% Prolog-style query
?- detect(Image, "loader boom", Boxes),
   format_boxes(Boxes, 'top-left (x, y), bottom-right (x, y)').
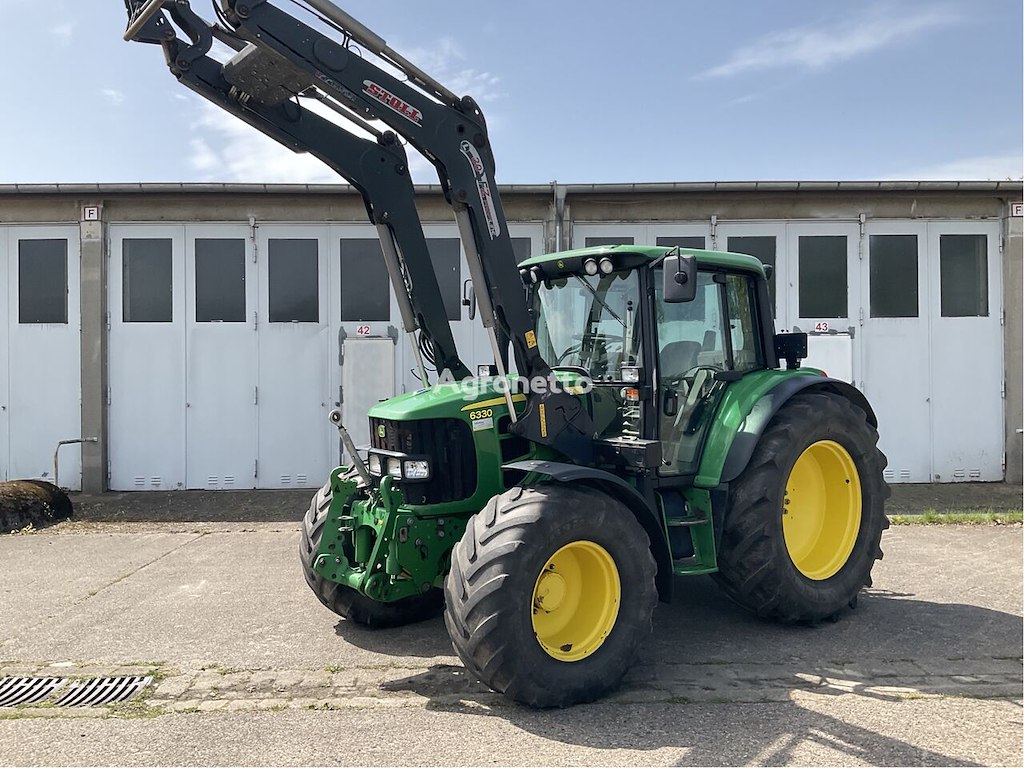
top-left (125, 0), bottom-right (469, 382)
top-left (124, 0), bottom-right (595, 462)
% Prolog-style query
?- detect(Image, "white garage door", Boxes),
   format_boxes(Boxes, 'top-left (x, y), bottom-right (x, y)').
top-left (0, 226), bottom-right (82, 488)
top-left (109, 226), bottom-right (187, 490)
top-left (185, 227), bottom-right (258, 489)
top-left (0, 230), bottom-right (7, 481)
top-left (256, 227), bottom-right (332, 489)
top-left (927, 221), bottom-right (1003, 481)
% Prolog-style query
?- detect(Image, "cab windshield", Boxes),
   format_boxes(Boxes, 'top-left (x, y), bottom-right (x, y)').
top-left (533, 269), bottom-right (642, 382)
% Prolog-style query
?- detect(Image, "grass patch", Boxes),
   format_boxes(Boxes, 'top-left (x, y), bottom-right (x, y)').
top-left (889, 509), bottom-right (1022, 526)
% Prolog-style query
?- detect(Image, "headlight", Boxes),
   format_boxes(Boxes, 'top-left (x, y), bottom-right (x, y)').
top-left (599, 257), bottom-right (614, 274)
top-left (583, 258), bottom-right (599, 275)
top-left (367, 454), bottom-right (383, 476)
top-left (620, 366), bottom-right (641, 383)
top-left (386, 457), bottom-right (403, 478)
top-left (403, 459), bottom-right (430, 480)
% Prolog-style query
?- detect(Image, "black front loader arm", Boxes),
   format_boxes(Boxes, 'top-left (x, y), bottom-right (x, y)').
top-left (126, 0), bottom-right (594, 462)
top-left (216, 0), bottom-right (593, 460)
top-left (124, 0), bottom-right (470, 382)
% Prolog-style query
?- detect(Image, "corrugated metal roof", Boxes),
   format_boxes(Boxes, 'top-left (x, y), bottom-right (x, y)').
top-left (0, 180), bottom-right (1019, 195)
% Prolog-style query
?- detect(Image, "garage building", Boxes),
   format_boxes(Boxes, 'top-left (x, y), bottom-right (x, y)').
top-left (0, 180), bottom-right (1020, 492)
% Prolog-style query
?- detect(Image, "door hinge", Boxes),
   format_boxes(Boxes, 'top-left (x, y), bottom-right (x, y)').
top-left (252, 311), bottom-right (258, 331)
top-left (858, 307), bottom-right (864, 326)
top-left (105, 311), bottom-right (111, 331)
top-left (106, 388), bottom-right (111, 406)
top-left (857, 213), bottom-right (866, 260)
top-left (254, 386), bottom-right (258, 405)
top-left (254, 459), bottom-right (258, 478)
top-left (249, 216), bottom-right (259, 262)
top-left (107, 461), bottom-right (111, 482)
top-left (1000, 309), bottom-right (1005, 326)
top-left (1001, 380), bottom-right (1006, 398)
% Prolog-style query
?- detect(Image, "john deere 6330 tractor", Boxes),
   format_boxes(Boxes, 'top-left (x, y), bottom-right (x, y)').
top-left (126, 0), bottom-right (889, 708)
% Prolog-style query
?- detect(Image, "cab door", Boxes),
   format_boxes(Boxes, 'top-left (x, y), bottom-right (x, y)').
top-left (655, 268), bottom-right (763, 476)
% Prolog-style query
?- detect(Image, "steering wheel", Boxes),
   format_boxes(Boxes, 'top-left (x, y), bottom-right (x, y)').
top-left (555, 344), bottom-right (583, 364)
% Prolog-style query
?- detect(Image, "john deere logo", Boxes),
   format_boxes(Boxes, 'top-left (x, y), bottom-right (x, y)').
top-left (377, 425), bottom-right (386, 438)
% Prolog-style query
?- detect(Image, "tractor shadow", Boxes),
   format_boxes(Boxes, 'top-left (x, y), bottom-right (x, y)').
top-left (367, 577), bottom-right (1022, 765)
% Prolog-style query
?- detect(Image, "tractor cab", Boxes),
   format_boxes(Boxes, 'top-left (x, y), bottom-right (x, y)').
top-left (523, 245), bottom-right (774, 477)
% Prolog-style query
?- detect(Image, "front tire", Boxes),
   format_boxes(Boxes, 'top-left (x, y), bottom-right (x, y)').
top-left (444, 484), bottom-right (657, 708)
top-left (713, 391), bottom-right (890, 623)
top-left (299, 482), bottom-right (442, 628)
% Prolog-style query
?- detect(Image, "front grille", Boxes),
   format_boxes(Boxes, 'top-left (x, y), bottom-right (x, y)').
top-left (369, 417), bottom-right (477, 505)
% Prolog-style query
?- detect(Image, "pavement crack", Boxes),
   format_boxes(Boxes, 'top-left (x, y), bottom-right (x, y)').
top-left (75, 533), bottom-right (208, 605)
top-left (1, 533), bottom-right (208, 650)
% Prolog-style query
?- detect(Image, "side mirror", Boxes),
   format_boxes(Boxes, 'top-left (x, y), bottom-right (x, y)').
top-left (462, 279), bottom-right (477, 320)
top-left (663, 253), bottom-right (697, 303)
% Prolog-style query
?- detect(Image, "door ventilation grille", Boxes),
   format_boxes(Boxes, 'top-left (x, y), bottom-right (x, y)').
top-left (0, 677), bottom-right (66, 707)
top-left (53, 676), bottom-right (152, 707)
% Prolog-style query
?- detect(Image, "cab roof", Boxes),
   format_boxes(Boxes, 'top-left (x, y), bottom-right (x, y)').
top-left (518, 244), bottom-right (767, 278)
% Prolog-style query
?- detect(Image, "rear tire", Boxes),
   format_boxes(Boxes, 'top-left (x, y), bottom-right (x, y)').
top-left (713, 391), bottom-right (890, 623)
top-left (444, 484), bottom-right (657, 708)
top-left (299, 482), bottom-right (442, 628)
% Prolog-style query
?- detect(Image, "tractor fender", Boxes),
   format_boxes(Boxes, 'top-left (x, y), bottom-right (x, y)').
top-left (503, 459), bottom-right (673, 602)
top-left (718, 376), bottom-right (878, 485)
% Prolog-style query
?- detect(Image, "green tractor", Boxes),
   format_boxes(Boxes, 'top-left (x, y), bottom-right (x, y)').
top-left (300, 245), bottom-right (889, 707)
top-left (125, 0), bottom-right (889, 709)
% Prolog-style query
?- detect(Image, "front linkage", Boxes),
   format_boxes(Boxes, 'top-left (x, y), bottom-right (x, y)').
top-left (313, 470), bottom-right (466, 603)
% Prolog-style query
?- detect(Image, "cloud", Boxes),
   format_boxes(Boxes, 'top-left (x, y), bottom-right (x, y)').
top-left (101, 89), bottom-right (125, 107)
top-left (50, 22), bottom-right (74, 46)
top-left (188, 100), bottom-right (341, 184)
top-left (695, 5), bottom-right (958, 79)
top-left (383, 36), bottom-right (503, 103)
top-left (884, 151), bottom-right (1024, 181)
top-left (182, 30), bottom-right (500, 185)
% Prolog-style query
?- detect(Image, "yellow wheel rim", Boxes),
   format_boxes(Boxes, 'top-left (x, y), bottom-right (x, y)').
top-left (531, 541), bottom-right (620, 662)
top-left (782, 440), bottom-right (862, 580)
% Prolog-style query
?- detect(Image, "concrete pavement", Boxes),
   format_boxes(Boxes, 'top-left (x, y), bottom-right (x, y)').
top-left (0, 522), bottom-right (1021, 766)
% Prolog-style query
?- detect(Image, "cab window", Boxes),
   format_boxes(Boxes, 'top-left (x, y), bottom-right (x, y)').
top-left (725, 274), bottom-right (763, 371)
top-left (654, 269), bottom-right (763, 476)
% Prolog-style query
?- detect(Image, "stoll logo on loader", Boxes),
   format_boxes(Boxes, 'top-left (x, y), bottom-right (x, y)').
top-left (363, 80), bottom-right (423, 125)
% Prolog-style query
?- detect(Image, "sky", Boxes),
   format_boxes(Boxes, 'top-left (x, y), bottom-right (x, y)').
top-left (0, 0), bottom-right (1020, 185)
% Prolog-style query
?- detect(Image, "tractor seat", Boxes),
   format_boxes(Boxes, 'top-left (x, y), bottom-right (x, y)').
top-left (660, 340), bottom-right (701, 378)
